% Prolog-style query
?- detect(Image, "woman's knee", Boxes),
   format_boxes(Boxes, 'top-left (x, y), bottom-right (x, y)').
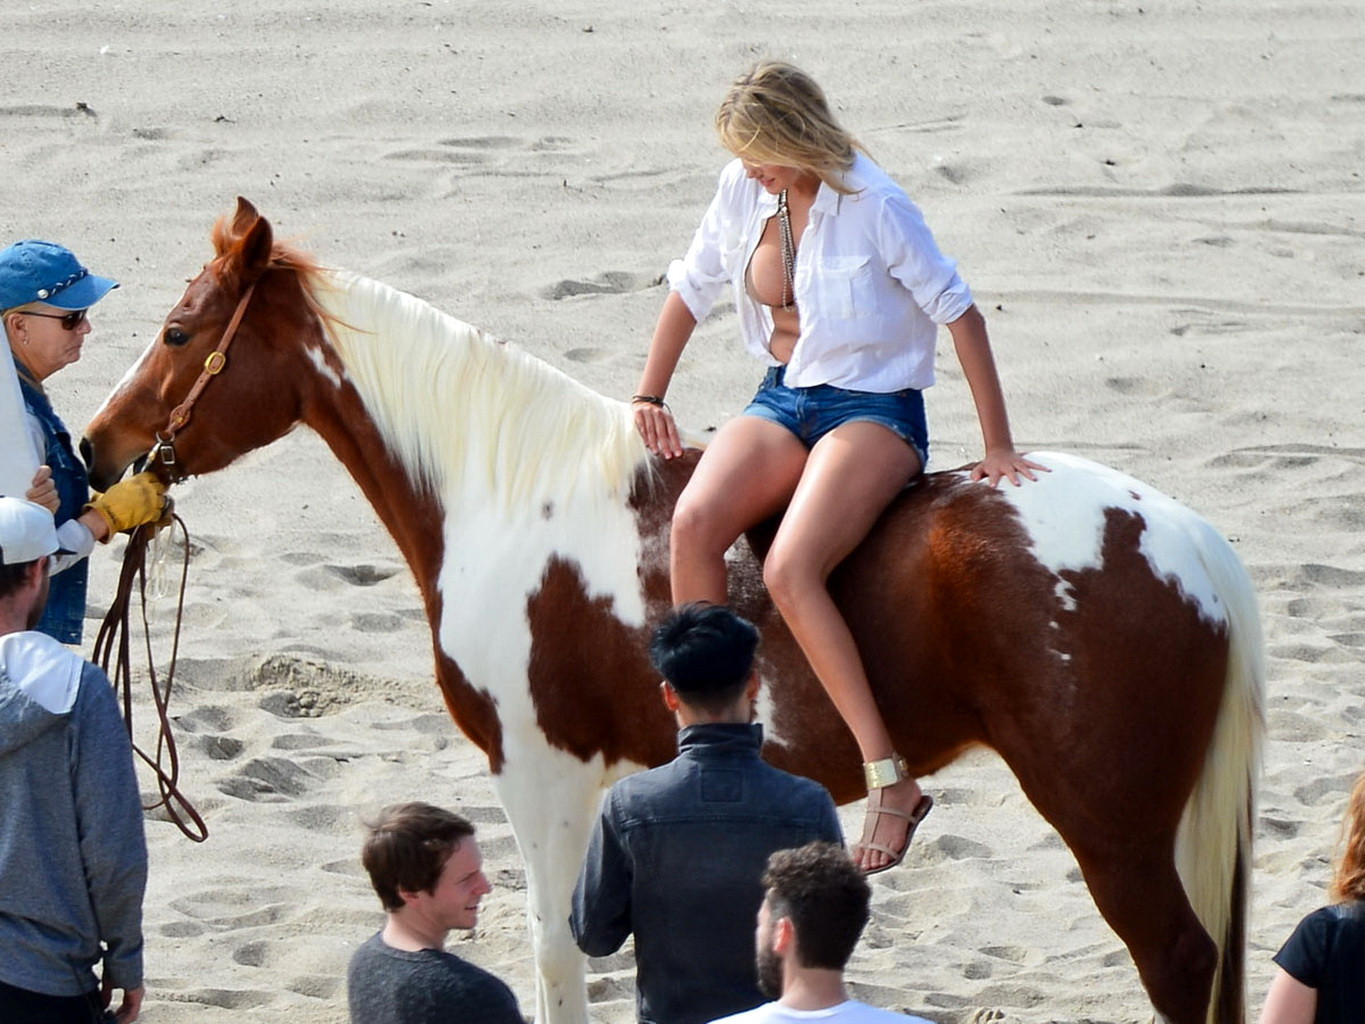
top-left (762, 543), bottom-right (822, 610)
top-left (670, 493), bottom-right (739, 560)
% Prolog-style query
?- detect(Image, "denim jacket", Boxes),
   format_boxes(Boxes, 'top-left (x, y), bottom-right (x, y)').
top-left (17, 376), bottom-right (90, 644)
top-left (570, 723), bottom-right (842, 1024)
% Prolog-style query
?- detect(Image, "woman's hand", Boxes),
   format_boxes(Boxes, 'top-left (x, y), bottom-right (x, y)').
top-left (633, 400), bottom-right (683, 460)
top-left (971, 448), bottom-right (1049, 487)
top-left (25, 465), bottom-right (60, 513)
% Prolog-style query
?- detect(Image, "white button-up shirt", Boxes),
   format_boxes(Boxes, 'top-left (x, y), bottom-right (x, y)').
top-left (667, 153), bottom-right (973, 393)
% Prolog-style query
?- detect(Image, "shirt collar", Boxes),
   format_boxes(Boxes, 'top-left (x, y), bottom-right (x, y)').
top-left (813, 177), bottom-right (842, 217)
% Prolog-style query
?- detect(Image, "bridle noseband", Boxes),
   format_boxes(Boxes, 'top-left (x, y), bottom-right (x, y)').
top-left (149, 280), bottom-right (257, 481)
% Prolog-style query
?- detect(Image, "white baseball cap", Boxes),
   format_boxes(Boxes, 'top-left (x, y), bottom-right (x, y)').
top-left (0, 497), bottom-right (72, 565)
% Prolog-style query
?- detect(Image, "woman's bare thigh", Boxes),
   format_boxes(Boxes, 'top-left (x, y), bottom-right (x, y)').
top-left (674, 414), bottom-right (810, 545)
top-left (770, 420), bottom-right (922, 581)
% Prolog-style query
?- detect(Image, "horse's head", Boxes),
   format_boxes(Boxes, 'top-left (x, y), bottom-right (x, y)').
top-left (84, 198), bottom-right (324, 490)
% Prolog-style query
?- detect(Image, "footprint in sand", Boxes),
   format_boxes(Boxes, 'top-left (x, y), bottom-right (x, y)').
top-left (168, 987), bottom-right (274, 1010)
top-left (200, 734), bottom-right (244, 761)
top-left (1294, 772), bottom-right (1360, 807)
top-left (929, 833), bottom-right (994, 861)
top-left (270, 730), bottom-right (335, 751)
top-left (218, 756), bottom-right (317, 801)
top-left (541, 270), bottom-right (659, 301)
top-left (168, 886), bottom-right (295, 930)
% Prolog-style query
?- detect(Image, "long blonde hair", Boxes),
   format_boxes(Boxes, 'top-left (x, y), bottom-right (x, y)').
top-left (714, 61), bottom-right (864, 194)
top-left (1332, 771), bottom-right (1365, 902)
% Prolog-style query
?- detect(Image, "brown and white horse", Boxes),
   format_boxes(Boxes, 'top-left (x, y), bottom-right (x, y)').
top-left (85, 200), bottom-right (1263, 1024)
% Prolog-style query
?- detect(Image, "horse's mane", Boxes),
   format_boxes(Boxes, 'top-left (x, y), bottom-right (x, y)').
top-left (306, 268), bottom-right (650, 513)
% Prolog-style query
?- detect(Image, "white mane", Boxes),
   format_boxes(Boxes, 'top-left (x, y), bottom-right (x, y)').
top-left (313, 269), bottom-right (650, 512)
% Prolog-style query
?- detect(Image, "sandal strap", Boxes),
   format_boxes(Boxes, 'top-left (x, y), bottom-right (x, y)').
top-left (852, 794), bottom-right (934, 876)
top-left (863, 753), bottom-right (909, 791)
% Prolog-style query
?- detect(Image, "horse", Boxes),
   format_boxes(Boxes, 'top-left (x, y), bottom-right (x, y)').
top-left (84, 199), bottom-right (1263, 1024)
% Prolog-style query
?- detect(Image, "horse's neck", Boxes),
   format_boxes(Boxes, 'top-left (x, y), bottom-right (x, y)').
top-left (312, 270), bottom-right (647, 524)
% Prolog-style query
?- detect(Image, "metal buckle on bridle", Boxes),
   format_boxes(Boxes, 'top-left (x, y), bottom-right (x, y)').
top-left (153, 432), bottom-right (177, 469)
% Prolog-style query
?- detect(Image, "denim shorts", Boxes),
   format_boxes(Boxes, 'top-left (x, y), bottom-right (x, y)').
top-left (742, 365), bottom-right (929, 467)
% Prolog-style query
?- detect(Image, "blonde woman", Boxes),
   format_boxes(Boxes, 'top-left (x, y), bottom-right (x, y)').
top-left (1261, 772), bottom-right (1365, 1023)
top-left (632, 62), bottom-right (1043, 873)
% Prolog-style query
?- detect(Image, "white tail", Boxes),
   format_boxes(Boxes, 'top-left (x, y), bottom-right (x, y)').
top-left (1173, 516), bottom-right (1265, 1024)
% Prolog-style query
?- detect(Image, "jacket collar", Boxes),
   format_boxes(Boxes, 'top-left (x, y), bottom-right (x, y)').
top-left (677, 721), bottom-right (765, 757)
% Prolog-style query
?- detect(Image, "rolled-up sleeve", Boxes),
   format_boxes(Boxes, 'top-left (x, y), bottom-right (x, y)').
top-left (569, 797), bottom-right (633, 957)
top-left (877, 192), bottom-right (974, 325)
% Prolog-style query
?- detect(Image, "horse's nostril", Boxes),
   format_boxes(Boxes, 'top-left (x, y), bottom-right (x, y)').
top-left (79, 437), bottom-right (94, 470)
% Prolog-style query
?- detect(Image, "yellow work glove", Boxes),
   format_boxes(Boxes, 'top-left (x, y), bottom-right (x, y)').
top-left (85, 471), bottom-right (169, 539)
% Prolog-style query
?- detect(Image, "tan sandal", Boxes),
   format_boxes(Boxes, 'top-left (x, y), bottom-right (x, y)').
top-left (853, 754), bottom-right (933, 876)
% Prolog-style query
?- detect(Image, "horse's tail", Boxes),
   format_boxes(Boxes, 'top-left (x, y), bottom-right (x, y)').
top-left (1173, 517), bottom-right (1265, 1024)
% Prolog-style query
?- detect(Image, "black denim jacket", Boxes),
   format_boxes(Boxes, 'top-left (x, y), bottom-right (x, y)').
top-left (570, 723), bottom-right (842, 1024)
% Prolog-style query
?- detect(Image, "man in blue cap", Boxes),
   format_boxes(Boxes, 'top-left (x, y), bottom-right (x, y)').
top-left (0, 496), bottom-right (147, 1023)
top-left (1, 240), bottom-right (169, 643)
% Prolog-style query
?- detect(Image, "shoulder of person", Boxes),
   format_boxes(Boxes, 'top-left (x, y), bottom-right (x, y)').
top-left (0, 630), bottom-right (88, 714)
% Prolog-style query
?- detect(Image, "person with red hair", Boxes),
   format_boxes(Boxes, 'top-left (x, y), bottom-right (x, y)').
top-left (1261, 771), bottom-right (1365, 1023)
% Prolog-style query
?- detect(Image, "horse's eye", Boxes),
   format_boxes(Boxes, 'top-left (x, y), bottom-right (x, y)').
top-left (164, 328), bottom-right (190, 347)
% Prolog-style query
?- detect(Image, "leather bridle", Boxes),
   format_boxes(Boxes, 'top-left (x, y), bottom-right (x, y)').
top-left (149, 280), bottom-right (258, 481)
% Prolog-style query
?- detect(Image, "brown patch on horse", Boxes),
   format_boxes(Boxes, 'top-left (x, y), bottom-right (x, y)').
top-left (524, 554), bottom-right (677, 769)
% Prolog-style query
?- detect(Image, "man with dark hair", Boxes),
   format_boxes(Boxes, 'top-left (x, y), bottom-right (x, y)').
top-left (571, 603), bottom-right (842, 1024)
top-left (709, 842), bottom-right (932, 1023)
top-left (0, 497), bottom-right (146, 1024)
top-left (347, 802), bottom-right (523, 1024)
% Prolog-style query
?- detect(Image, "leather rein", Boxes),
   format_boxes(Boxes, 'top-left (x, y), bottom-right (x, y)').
top-left (91, 279), bottom-right (260, 842)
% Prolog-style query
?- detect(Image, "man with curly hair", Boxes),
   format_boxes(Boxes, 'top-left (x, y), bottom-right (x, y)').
top-left (708, 842), bottom-right (932, 1023)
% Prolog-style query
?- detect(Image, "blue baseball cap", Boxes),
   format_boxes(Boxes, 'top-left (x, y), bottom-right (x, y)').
top-left (0, 240), bottom-right (119, 312)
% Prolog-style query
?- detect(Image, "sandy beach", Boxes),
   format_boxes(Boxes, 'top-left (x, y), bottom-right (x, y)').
top-left (2, 1), bottom-right (1363, 1021)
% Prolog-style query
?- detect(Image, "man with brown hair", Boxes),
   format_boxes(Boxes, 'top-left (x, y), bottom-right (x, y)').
top-left (707, 842), bottom-right (932, 1024)
top-left (347, 802), bottom-right (522, 1024)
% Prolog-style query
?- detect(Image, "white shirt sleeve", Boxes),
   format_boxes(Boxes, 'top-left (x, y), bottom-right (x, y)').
top-left (666, 164), bottom-right (744, 323)
top-left (52, 517), bottom-right (96, 575)
top-left (875, 192), bottom-right (974, 325)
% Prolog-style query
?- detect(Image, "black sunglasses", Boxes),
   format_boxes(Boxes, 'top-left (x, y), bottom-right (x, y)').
top-left (24, 309), bottom-right (89, 331)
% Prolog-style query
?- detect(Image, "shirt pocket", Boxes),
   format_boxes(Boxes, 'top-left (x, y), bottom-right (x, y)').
top-left (811, 255), bottom-right (874, 320)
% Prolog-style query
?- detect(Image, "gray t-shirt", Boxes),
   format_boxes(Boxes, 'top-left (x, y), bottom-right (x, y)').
top-left (347, 931), bottom-right (522, 1024)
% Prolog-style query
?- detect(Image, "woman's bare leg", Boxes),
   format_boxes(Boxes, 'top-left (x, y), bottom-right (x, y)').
top-left (762, 421), bottom-right (924, 871)
top-left (670, 416), bottom-right (809, 605)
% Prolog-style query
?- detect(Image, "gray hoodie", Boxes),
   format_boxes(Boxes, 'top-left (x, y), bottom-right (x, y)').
top-left (0, 630), bottom-right (146, 996)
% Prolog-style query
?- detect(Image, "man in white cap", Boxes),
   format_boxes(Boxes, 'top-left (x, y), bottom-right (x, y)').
top-left (0, 497), bottom-right (147, 1023)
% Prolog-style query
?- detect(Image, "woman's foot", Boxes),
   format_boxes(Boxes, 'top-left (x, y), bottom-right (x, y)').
top-left (853, 770), bottom-right (932, 874)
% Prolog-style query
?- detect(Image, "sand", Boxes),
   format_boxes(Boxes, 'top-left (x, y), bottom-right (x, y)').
top-left (2, 1), bottom-right (1362, 1021)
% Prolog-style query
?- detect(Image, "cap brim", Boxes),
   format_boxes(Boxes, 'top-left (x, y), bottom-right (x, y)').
top-left (47, 274), bottom-right (119, 311)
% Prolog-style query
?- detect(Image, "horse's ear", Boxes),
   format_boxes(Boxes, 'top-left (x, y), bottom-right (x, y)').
top-left (231, 214), bottom-right (274, 286)
top-left (232, 197), bottom-right (260, 235)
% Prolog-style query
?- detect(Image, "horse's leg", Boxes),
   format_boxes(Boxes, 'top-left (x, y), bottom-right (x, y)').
top-left (491, 737), bottom-right (615, 1024)
top-left (991, 720), bottom-right (1219, 1024)
top-left (1068, 842), bottom-right (1216, 1024)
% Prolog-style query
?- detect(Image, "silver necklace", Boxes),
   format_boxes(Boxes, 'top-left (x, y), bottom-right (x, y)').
top-left (777, 189), bottom-right (796, 311)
